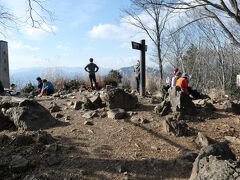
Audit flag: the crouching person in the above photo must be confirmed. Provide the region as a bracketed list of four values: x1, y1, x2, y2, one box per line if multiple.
[176, 73, 189, 95]
[39, 79, 54, 96]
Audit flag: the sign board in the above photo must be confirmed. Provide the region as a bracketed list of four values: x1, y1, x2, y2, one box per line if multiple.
[132, 41, 141, 50]
[131, 41, 147, 51]
[237, 75, 240, 87]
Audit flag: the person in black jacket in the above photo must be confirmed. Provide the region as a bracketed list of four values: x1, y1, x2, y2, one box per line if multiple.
[84, 58, 99, 90]
[36, 77, 43, 93]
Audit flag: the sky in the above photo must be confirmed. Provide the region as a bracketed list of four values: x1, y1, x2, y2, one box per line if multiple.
[0, 0, 155, 70]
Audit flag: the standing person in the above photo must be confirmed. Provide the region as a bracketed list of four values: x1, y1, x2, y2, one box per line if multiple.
[36, 77, 43, 93]
[39, 79, 54, 96]
[134, 60, 141, 92]
[171, 67, 180, 87]
[84, 58, 99, 90]
[176, 73, 189, 95]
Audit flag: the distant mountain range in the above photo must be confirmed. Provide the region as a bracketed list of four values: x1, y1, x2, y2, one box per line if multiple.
[10, 66, 111, 84]
[10, 66, 159, 86]
[119, 66, 159, 77]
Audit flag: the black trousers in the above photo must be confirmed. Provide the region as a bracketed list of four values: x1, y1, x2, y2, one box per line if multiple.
[89, 74, 97, 89]
[46, 89, 54, 95]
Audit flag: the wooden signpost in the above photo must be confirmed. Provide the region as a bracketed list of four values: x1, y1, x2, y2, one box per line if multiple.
[131, 39, 147, 96]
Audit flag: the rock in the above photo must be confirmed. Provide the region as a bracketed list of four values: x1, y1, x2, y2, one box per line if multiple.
[225, 136, 240, 145]
[0, 112, 14, 131]
[67, 101, 74, 106]
[10, 155, 29, 172]
[195, 132, 216, 147]
[1, 98, 57, 131]
[13, 135, 34, 146]
[130, 116, 150, 124]
[49, 103, 61, 113]
[36, 131, 55, 145]
[151, 146, 160, 151]
[169, 87, 196, 115]
[97, 108, 107, 118]
[73, 101, 82, 110]
[175, 151, 198, 167]
[90, 94, 104, 108]
[46, 143, 58, 153]
[115, 164, 127, 173]
[190, 155, 240, 180]
[47, 153, 61, 166]
[106, 85, 113, 91]
[127, 111, 137, 117]
[23, 175, 39, 180]
[55, 113, 63, 119]
[52, 93, 60, 98]
[190, 142, 237, 180]
[193, 99, 216, 111]
[162, 116, 189, 136]
[81, 97, 95, 110]
[82, 111, 97, 119]
[223, 100, 240, 114]
[235, 116, 240, 123]
[107, 108, 126, 119]
[0, 134, 11, 145]
[103, 88, 138, 110]
[79, 169, 87, 176]
[84, 120, 94, 126]
[154, 100, 171, 116]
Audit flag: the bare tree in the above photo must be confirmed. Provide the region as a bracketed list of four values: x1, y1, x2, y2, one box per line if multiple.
[0, 0, 53, 33]
[123, 0, 172, 86]
[145, 0, 240, 47]
[26, 0, 53, 29]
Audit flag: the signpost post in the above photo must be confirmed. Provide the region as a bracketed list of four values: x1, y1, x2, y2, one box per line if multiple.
[131, 39, 147, 96]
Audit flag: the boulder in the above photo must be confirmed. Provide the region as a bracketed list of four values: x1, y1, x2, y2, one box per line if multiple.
[90, 94, 104, 108]
[0, 134, 11, 146]
[190, 155, 240, 180]
[223, 100, 240, 114]
[13, 135, 34, 146]
[162, 116, 189, 136]
[49, 103, 61, 113]
[195, 132, 216, 147]
[10, 155, 29, 172]
[82, 111, 97, 119]
[103, 88, 138, 110]
[154, 100, 171, 116]
[81, 97, 95, 110]
[0, 98, 57, 131]
[107, 108, 126, 119]
[169, 88, 196, 115]
[73, 100, 82, 110]
[189, 142, 237, 180]
[130, 116, 151, 124]
[0, 112, 14, 131]
[36, 131, 55, 145]
[225, 136, 240, 145]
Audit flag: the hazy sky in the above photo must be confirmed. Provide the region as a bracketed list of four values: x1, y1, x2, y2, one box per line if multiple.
[1, 0, 156, 70]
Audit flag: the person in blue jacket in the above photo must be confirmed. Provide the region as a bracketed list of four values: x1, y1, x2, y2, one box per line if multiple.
[39, 79, 54, 96]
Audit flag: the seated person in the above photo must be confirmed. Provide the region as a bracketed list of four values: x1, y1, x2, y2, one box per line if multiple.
[39, 79, 54, 96]
[176, 73, 189, 95]
[36, 77, 43, 93]
[9, 83, 20, 96]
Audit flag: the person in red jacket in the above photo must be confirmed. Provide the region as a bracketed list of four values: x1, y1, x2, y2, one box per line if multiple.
[176, 73, 189, 95]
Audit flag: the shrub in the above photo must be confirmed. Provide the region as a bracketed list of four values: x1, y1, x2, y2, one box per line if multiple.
[103, 70, 122, 87]
[64, 79, 86, 90]
[21, 83, 35, 93]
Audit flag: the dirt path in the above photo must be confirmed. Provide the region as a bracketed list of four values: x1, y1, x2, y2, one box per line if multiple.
[1, 95, 240, 180]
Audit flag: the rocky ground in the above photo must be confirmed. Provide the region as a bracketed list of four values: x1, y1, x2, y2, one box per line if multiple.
[0, 88, 240, 180]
